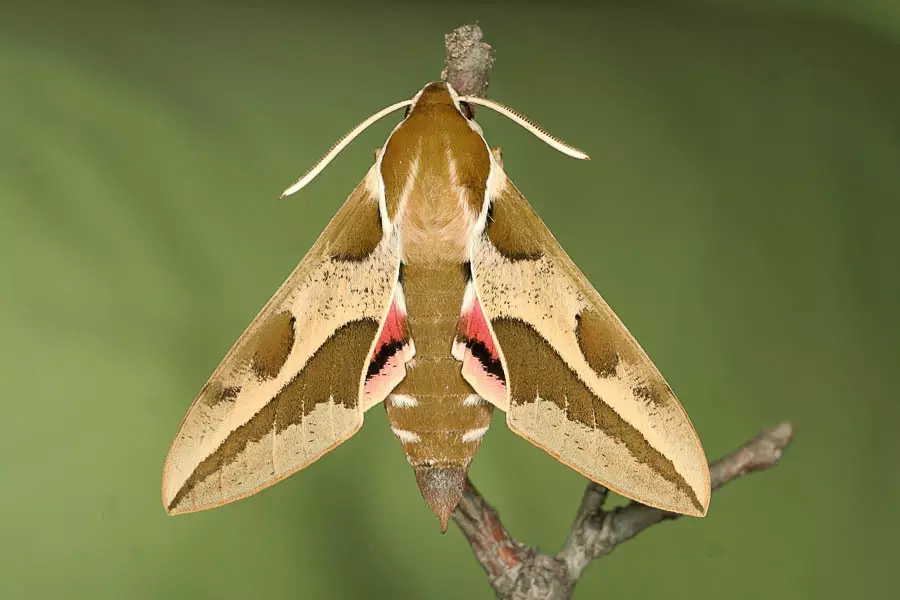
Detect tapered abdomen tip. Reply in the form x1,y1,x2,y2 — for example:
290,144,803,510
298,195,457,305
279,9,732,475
414,465,466,532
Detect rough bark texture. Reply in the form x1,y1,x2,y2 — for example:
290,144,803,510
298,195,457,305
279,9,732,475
440,24,796,600
441,24,494,97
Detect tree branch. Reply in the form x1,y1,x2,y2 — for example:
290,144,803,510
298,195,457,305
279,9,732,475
558,422,795,583
455,421,794,600
441,24,494,98
441,24,796,600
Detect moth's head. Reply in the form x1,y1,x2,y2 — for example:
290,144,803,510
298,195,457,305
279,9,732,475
406,81,474,121
280,80,587,198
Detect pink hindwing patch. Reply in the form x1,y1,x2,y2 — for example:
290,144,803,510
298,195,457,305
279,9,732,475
453,279,508,410
363,286,414,409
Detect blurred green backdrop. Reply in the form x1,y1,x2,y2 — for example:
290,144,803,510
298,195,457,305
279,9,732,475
2,1,898,598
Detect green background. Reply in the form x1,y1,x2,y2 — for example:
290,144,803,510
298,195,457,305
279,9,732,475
2,1,898,598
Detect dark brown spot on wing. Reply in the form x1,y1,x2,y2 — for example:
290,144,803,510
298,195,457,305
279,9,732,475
214,385,240,405
242,311,295,380
491,317,702,513
168,318,380,512
204,381,241,407
575,309,670,408
575,310,620,378
632,380,673,409
485,187,544,261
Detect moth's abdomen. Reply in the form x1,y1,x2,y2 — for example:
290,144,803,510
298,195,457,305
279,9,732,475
384,263,492,530
377,97,495,529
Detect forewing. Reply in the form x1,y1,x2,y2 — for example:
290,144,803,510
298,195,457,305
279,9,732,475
468,169,710,516
163,165,404,514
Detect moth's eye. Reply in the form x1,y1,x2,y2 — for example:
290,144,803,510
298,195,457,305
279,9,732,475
459,101,474,120
403,105,412,118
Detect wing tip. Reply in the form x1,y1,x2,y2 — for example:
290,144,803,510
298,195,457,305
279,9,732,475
160,477,182,516
505,416,711,518
161,491,178,516
618,481,710,518
682,492,710,518
646,461,711,517
161,458,177,515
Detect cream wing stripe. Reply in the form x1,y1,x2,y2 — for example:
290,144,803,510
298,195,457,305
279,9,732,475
173,399,360,513
164,169,400,506
475,238,707,501
164,240,397,503
470,174,707,503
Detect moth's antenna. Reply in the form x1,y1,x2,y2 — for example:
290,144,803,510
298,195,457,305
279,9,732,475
459,96,590,161
281,99,413,197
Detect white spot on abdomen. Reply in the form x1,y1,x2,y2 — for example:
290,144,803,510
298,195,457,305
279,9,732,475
461,425,490,443
389,394,419,408
462,394,484,407
392,427,421,443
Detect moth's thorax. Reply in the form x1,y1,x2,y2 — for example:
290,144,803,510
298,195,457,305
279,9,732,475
380,88,490,265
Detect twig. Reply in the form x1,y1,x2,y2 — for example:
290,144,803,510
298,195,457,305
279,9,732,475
455,422,794,600
441,24,796,600
558,422,795,583
452,479,535,595
441,24,494,98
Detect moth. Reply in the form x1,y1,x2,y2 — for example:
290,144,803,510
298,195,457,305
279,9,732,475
162,81,710,530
